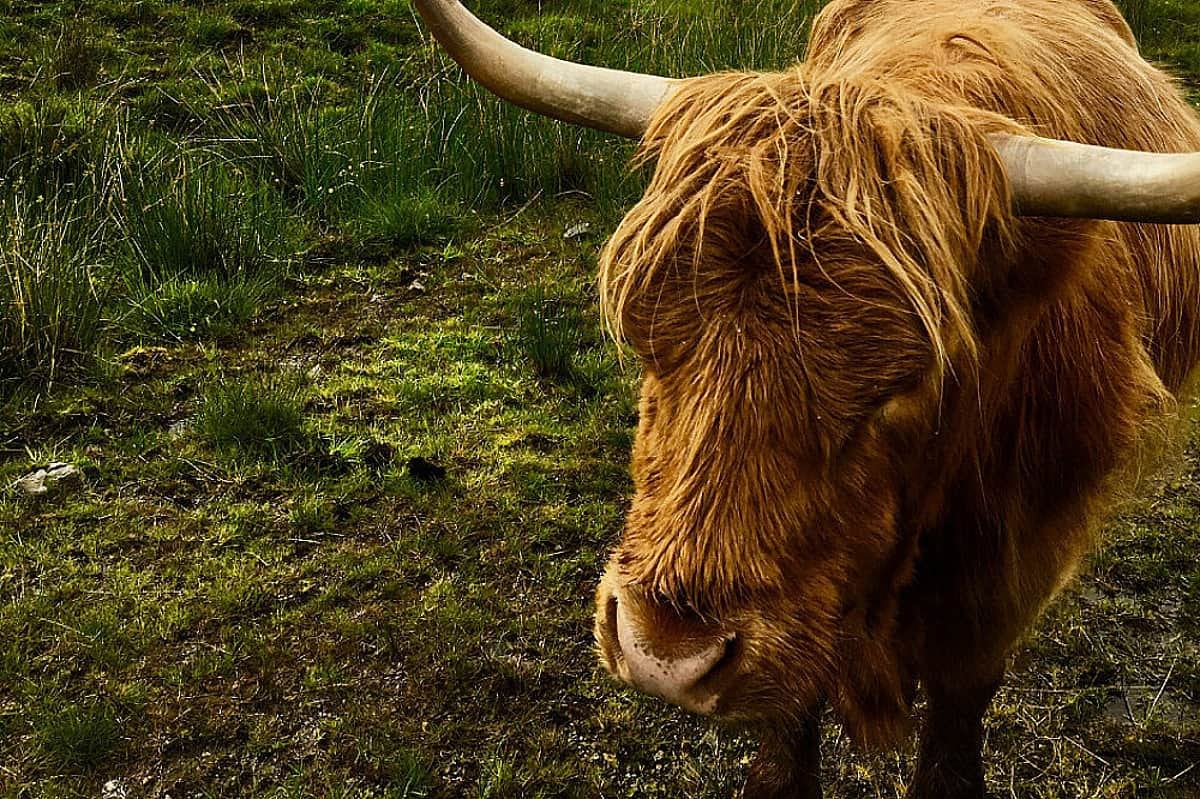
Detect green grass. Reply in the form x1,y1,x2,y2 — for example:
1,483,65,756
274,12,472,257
510,285,593,385
115,151,296,340
0,0,828,384
0,192,107,392
1116,0,1200,82
118,155,293,285
123,274,276,342
0,0,1198,798
36,702,121,772
194,370,309,459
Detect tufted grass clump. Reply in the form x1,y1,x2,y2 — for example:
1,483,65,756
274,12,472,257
289,490,336,534
116,151,295,340
40,20,109,91
37,702,119,771
118,153,293,285
347,186,463,249
194,370,309,460
0,97,109,198
510,286,592,385
0,193,107,393
208,75,355,216
122,275,273,342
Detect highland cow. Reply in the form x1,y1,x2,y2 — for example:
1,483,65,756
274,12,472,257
414,0,1200,795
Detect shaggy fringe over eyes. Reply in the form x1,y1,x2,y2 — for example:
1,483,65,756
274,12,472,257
598,67,1021,374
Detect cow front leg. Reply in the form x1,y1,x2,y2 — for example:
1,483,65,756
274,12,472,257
742,714,823,799
905,668,1003,799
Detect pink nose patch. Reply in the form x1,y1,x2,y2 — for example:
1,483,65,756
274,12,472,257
614,597,728,714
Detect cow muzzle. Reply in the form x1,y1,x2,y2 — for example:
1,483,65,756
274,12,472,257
595,571,740,715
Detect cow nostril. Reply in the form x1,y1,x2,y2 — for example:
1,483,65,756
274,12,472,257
683,632,739,694
706,632,740,683
605,595,620,655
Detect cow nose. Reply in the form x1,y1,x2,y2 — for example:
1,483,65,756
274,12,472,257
605,590,738,714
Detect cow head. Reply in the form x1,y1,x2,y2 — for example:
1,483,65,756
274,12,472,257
413,0,1200,730
589,71,1008,726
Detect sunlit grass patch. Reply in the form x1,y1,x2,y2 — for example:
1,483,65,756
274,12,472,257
210,69,637,224
114,152,296,341
194,370,309,459
177,8,246,48
505,282,626,402
289,490,337,535
477,751,519,799
208,74,356,215
0,96,122,203
0,99,125,395
620,0,820,74
126,274,274,342
382,750,436,798
429,84,636,210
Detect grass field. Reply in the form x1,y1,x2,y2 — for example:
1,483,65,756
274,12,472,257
1,0,1198,797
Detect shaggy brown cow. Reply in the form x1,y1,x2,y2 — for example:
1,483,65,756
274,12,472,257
414,0,1200,796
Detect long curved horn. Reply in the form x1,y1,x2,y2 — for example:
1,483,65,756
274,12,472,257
413,0,677,139
991,133,1200,223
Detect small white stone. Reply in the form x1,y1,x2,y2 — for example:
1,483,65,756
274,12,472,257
564,222,592,240
101,779,128,799
45,463,80,481
12,463,82,496
12,470,47,495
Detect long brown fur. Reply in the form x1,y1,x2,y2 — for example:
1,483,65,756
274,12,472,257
596,0,1200,751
